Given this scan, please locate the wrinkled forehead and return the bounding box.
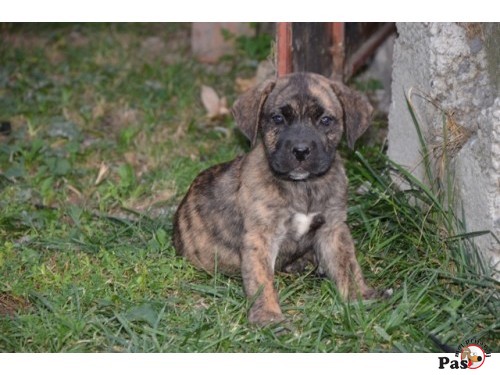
[264,73,343,115]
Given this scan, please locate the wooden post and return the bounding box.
[276,22,293,77]
[276,22,395,81]
[292,23,333,76]
[331,23,345,81]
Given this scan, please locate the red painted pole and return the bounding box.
[331,22,345,81]
[276,22,293,77]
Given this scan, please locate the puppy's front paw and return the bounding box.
[248,307,284,326]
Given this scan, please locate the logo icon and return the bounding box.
[460,344,486,369]
[438,337,492,370]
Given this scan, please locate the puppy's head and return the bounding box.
[232,72,373,181]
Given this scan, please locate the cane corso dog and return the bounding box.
[173,72,385,325]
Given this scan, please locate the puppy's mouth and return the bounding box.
[271,162,332,182]
[288,170,310,181]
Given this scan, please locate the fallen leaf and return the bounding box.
[66,184,82,198]
[235,76,256,93]
[95,162,109,186]
[200,85,229,119]
[200,85,220,118]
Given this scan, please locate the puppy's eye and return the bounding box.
[320,116,334,126]
[271,115,284,125]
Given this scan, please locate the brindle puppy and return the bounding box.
[173,72,384,325]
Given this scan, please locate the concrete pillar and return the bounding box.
[388,23,500,274]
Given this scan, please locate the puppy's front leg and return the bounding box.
[316,223,377,300]
[241,232,283,325]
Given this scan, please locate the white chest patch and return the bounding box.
[269,212,320,271]
[292,212,318,239]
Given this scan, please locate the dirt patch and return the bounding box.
[140,36,167,60]
[0,292,31,317]
[0,32,48,49]
[91,100,143,133]
[140,26,190,65]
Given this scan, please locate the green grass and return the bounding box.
[0,23,498,353]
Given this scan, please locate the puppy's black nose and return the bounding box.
[292,145,310,161]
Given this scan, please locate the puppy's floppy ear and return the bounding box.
[232,79,276,146]
[330,80,373,149]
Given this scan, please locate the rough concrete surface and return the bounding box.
[358,34,395,114]
[388,23,500,275]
